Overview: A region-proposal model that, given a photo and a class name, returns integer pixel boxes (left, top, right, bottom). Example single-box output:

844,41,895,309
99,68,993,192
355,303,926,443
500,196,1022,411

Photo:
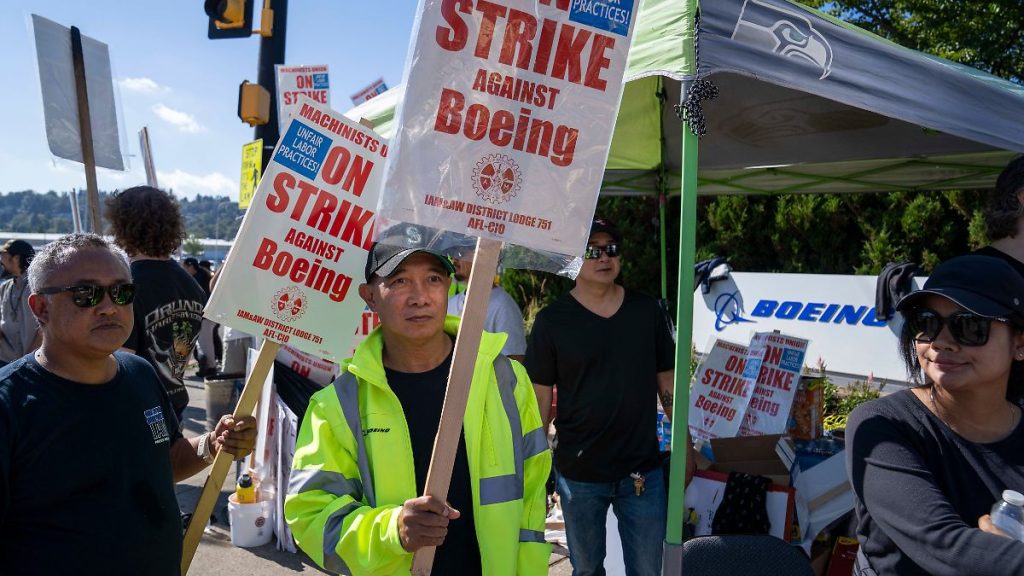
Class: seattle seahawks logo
732,0,834,80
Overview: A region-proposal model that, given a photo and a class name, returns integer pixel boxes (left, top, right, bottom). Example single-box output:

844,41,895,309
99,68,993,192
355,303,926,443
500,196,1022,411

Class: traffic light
204,0,253,39
238,81,270,126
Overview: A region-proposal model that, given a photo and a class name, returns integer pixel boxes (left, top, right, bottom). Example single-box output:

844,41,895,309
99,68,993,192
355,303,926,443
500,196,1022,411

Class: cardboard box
709,434,791,486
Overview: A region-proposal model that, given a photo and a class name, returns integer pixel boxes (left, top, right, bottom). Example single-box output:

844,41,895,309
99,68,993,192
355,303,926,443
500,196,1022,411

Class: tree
182,235,204,257
802,1,1024,84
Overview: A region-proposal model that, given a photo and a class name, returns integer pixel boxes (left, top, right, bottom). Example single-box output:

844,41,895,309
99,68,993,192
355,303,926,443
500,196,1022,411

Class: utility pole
255,0,287,172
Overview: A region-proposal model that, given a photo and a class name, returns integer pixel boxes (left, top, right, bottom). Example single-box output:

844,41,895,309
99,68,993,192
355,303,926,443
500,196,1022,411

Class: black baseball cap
896,255,1024,320
590,217,623,244
183,257,199,267
364,224,455,281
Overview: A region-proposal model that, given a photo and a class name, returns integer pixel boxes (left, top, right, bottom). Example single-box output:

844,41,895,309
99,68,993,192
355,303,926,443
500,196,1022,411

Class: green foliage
501,267,572,334
697,189,989,277
177,195,245,240
598,195,671,297
690,342,700,379
0,190,245,240
502,195,675,329
182,235,204,256
0,190,78,233
801,0,1024,84
822,377,883,431
700,195,777,270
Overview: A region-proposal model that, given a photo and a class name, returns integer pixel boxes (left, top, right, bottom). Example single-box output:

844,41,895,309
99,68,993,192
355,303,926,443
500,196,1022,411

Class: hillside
0,189,244,240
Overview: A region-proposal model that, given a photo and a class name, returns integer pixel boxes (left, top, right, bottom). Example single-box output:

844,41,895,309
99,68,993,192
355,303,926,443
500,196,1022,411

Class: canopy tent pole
663,0,700,573
659,180,668,301
658,77,669,302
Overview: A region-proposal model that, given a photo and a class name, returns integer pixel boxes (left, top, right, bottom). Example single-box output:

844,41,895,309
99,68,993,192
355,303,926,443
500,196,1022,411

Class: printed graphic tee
127,259,208,423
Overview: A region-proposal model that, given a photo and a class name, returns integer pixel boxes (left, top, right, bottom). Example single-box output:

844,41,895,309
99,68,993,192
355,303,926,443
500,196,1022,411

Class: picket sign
411,237,502,575
181,339,281,574
181,100,383,571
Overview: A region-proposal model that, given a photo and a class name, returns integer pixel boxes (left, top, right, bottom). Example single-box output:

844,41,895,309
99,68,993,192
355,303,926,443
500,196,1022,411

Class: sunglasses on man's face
584,243,620,259
36,283,137,308
906,308,1009,347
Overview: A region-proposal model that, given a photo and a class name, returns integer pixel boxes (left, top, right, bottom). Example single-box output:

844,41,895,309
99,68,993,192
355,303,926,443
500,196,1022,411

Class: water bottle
235,473,257,504
990,490,1024,541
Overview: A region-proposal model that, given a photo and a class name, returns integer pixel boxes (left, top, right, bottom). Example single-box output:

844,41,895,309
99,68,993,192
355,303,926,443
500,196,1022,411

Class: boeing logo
751,299,886,327
714,292,755,331
714,294,888,331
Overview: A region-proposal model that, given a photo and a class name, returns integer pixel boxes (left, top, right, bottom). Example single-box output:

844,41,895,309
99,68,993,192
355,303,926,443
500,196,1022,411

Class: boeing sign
749,299,887,327
694,272,925,384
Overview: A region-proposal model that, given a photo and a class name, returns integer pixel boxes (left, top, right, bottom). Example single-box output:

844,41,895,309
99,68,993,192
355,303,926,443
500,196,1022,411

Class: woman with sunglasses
847,254,1024,575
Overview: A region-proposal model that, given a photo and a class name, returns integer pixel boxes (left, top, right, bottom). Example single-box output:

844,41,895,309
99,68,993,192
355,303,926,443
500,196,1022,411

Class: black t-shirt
0,352,184,576
972,246,1024,278
847,389,1024,575
191,267,212,295
385,352,482,576
127,259,207,423
526,289,675,482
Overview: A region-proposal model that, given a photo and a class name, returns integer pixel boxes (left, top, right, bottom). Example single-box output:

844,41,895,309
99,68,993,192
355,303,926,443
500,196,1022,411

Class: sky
0,1,417,200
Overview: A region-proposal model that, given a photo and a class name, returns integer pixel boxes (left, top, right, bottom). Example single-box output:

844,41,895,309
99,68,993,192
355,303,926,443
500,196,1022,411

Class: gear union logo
271,286,308,323
472,153,522,205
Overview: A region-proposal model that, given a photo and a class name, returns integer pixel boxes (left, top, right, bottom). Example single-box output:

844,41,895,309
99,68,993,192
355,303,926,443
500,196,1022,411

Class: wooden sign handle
181,339,281,575
70,26,102,233
411,237,502,575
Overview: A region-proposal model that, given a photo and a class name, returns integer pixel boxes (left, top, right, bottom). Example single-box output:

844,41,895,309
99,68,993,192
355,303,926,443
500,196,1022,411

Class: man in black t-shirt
0,234,255,575
105,186,210,422
526,218,677,576
182,257,217,377
975,156,1024,277
183,257,212,294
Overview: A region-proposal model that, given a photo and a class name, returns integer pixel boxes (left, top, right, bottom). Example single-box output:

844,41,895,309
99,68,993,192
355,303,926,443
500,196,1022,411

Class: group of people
0,186,255,575
283,160,1024,576
3,158,1024,575
284,217,688,576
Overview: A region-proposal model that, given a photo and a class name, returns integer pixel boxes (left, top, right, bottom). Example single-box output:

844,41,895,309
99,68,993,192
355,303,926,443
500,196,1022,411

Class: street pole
255,0,287,172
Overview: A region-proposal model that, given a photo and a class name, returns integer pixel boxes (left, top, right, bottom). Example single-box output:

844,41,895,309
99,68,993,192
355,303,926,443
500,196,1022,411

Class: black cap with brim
365,246,454,281
895,254,1024,320
590,217,623,244
897,287,1015,318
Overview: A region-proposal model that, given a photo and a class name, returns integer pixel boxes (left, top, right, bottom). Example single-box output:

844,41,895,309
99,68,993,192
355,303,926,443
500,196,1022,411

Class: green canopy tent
348,0,1024,570
348,0,1023,297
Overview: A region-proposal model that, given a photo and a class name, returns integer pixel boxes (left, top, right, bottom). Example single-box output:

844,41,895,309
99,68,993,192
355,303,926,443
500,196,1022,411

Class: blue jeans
556,467,667,576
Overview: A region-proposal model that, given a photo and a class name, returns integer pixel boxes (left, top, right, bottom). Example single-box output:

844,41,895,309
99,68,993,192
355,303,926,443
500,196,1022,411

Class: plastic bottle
236,473,257,504
990,489,1024,541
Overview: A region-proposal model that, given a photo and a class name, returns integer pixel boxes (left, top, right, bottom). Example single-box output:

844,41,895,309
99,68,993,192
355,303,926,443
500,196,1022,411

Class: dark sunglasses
36,283,137,308
906,308,1008,347
584,243,620,259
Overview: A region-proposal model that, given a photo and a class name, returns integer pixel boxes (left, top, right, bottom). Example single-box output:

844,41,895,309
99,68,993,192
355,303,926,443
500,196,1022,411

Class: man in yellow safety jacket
285,227,551,575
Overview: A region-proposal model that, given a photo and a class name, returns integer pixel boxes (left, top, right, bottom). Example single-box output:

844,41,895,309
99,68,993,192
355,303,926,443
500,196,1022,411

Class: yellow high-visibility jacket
285,316,552,575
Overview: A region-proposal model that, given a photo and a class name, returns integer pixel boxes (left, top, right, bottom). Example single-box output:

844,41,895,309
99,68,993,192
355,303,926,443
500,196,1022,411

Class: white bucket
227,493,274,547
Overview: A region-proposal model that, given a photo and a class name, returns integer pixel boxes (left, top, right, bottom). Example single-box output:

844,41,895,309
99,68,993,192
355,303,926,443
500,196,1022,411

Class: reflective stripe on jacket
285,316,552,575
